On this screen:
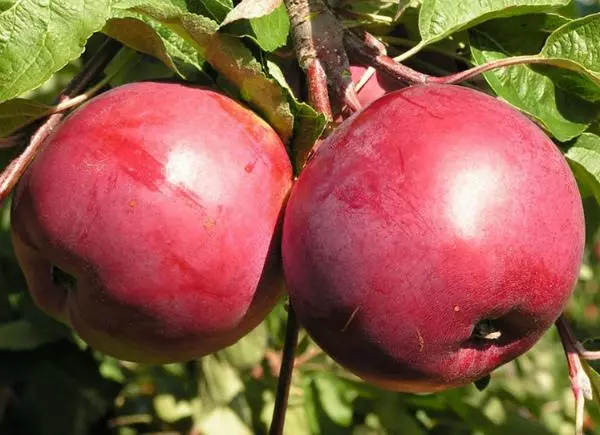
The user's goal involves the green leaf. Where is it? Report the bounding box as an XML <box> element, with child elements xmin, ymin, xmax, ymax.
<box><xmin>218</xmin><ymin>322</ymin><xmax>267</xmax><ymax>370</ymax></box>
<box><xmin>265</xmin><ymin>60</ymin><xmax>326</xmax><ymax>171</ymax></box>
<box><xmin>104</xmin><ymin>12</ymin><xmax>209</xmax><ymax>80</ymax></box>
<box><xmin>249</xmin><ymin>3</ymin><xmax>290</xmax><ymax>52</ymax></box>
<box><xmin>196</xmin><ymin>406</ymin><xmax>253</xmax><ymax>435</ymax></box>
<box><xmin>0</xmin><ymin>0</ymin><xmax>127</xmax><ymax>104</ymax></box>
<box><xmin>261</xmin><ymin>388</ymin><xmax>312</xmax><ymax>435</ymax></box>
<box><xmin>0</xmin><ymin>319</ymin><xmax>66</xmax><ymax>350</ymax></box>
<box><xmin>0</xmin><ymin>98</ymin><xmax>52</xmax><ymax>137</ymax></box>
<box><xmin>154</xmin><ymin>394</ymin><xmax>193</xmax><ymax>422</ymax></box>
<box><xmin>538</xmin><ymin>13</ymin><xmax>600</xmax><ymax>101</ymax></box>
<box><xmin>198</xmin><ymin>355</ymin><xmax>244</xmax><ymax>411</ymax></box>
<box><xmin>221</xmin><ymin>0</ymin><xmax>282</xmax><ymax>27</ymax></box>
<box><xmin>313</xmin><ymin>373</ymin><xmax>353</xmax><ymax>427</ymax></box>
<box><xmin>566</xmin><ymin>132</ymin><xmax>600</xmax><ymax>203</ymax></box>
<box><xmin>418</xmin><ymin>0</ymin><xmax>569</xmax><ymax>46</ymax></box>
<box><xmin>198</xmin><ymin>0</ymin><xmax>233</xmax><ymax>23</ymax></box>
<box><xmin>103</xmin><ymin>16</ymin><xmax>178</xmax><ymax>70</ymax></box>
<box><xmin>469</xmin><ymin>19</ymin><xmax>599</xmax><ymax>141</ymax></box>
<box><xmin>131</xmin><ymin>1</ymin><xmax>294</xmax><ymax>142</ymax></box>
<box><xmin>104</xmin><ymin>46</ymin><xmax>175</xmax><ymax>86</ymax></box>
<box><xmin>374</xmin><ymin>399</ymin><xmax>427</xmax><ymax>435</ymax></box>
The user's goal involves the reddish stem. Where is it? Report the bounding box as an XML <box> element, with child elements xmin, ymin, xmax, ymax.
<box><xmin>428</xmin><ymin>55</ymin><xmax>545</xmax><ymax>84</ymax></box>
<box><xmin>345</xmin><ymin>30</ymin><xmax>430</xmax><ymax>85</ymax></box>
<box><xmin>556</xmin><ymin>315</ymin><xmax>592</xmax><ymax>435</ymax></box>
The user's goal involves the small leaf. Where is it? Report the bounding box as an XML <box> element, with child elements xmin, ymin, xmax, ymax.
<box><xmin>221</xmin><ymin>0</ymin><xmax>282</xmax><ymax>27</ymax></box>
<box><xmin>418</xmin><ymin>0</ymin><xmax>569</xmax><ymax>46</ymax></box>
<box><xmin>103</xmin><ymin>17</ymin><xmax>178</xmax><ymax>71</ymax></box>
<box><xmin>104</xmin><ymin>11</ymin><xmax>209</xmax><ymax>80</ymax></box>
<box><xmin>104</xmin><ymin>47</ymin><xmax>176</xmax><ymax>87</ymax></box>
<box><xmin>197</xmin><ymin>0</ymin><xmax>233</xmax><ymax>23</ymax></box>
<box><xmin>266</xmin><ymin>60</ymin><xmax>326</xmax><ymax>170</ymax></box>
<box><xmin>154</xmin><ymin>394</ymin><xmax>193</xmax><ymax>423</ymax></box>
<box><xmin>0</xmin><ymin>98</ymin><xmax>52</xmax><ymax>137</ymax></box>
<box><xmin>566</xmin><ymin>132</ymin><xmax>600</xmax><ymax>203</ymax></box>
<box><xmin>249</xmin><ymin>3</ymin><xmax>290</xmax><ymax>52</ymax></box>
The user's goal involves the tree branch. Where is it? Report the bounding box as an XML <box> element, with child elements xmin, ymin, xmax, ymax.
<box><xmin>285</xmin><ymin>0</ymin><xmax>360</xmax><ymax>117</ymax></box>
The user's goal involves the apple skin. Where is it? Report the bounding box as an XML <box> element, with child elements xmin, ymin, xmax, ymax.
<box><xmin>350</xmin><ymin>65</ymin><xmax>401</xmax><ymax>107</ymax></box>
<box><xmin>282</xmin><ymin>84</ymin><xmax>585</xmax><ymax>392</ymax></box>
<box><xmin>11</xmin><ymin>81</ymin><xmax>293</xmax><ymax>363</ymax></box>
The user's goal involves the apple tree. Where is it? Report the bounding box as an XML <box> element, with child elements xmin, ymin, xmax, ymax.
<box><xmin>1</xmin><ymin>0</ymin><xmax>600</xmax><ymax>434</ymax></box>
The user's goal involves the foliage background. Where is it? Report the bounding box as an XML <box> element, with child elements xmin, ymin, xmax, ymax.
<box><xmin>1</xmin><ymin>0</ymin><xmax>600</xmax><ymax>434</ymax></box>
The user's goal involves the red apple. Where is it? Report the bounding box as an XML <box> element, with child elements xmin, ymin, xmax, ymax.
<box><xmin>11</xmin><ymin>82</ymin><xmax>293</xmax><ymax>363</ymax></box>
<box><xmin>282</xmin><ymin>84</ymin><xmax>584</xmax><ymax>392</ymax></box>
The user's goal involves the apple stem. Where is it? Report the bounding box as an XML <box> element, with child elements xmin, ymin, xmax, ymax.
<box><xmin>555</xmin><ymin>315</ymin><xmax>592</xmax><ymax>435</ymax></box>
<box><xmin>344</xmin><ymin>30</ymin><xmax>431</xmax><ymax>86</ymax></box>
<box><xmin>284</xmin><ymin>0</ymin><xmax>360</xmax><ymax>117</ymax></box>
<box><xmin>0</xmin><ymin>37</ymin><xmax>122</xmax><ymax>203</ymax></box>
<box><xmin>268</xmin><ymin>303</ymin><xmax>300</xmax><ymax>435</ymax></box>
<box><xmin>345</xmin><ymin>35</ymin><xmax>554</xmax><ymax>88</ymax></box>
<box><xmin>429</xmin><ymin>55</ymin><xmax>549</xmax><ymax>85</ymax></box>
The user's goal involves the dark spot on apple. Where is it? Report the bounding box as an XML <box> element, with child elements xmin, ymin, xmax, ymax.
<box><xmin>51</xmin><ymin>265</ymin><xmax>77</xmax><ymax>292</ymax></box>
<box><xmin>471</xmin><ymin>319</ymin><xmax>502</xmax><ymax>341</ymax></box>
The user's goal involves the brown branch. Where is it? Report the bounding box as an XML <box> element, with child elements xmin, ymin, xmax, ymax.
<box><xmin>0</xmin><ymin>37</ymin><xmax>121</xmax><ymax>203</ymax></box>
<box><xmin>285</xmin><ymin>0</ymin><xmax>360</xmax><ymax>117</ymax></box>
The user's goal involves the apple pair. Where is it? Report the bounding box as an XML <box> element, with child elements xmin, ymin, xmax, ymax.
<box><xmin>10</xmin><ymin>78</ymin><xmax>583</xmax><ymax>392</ymax></box>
